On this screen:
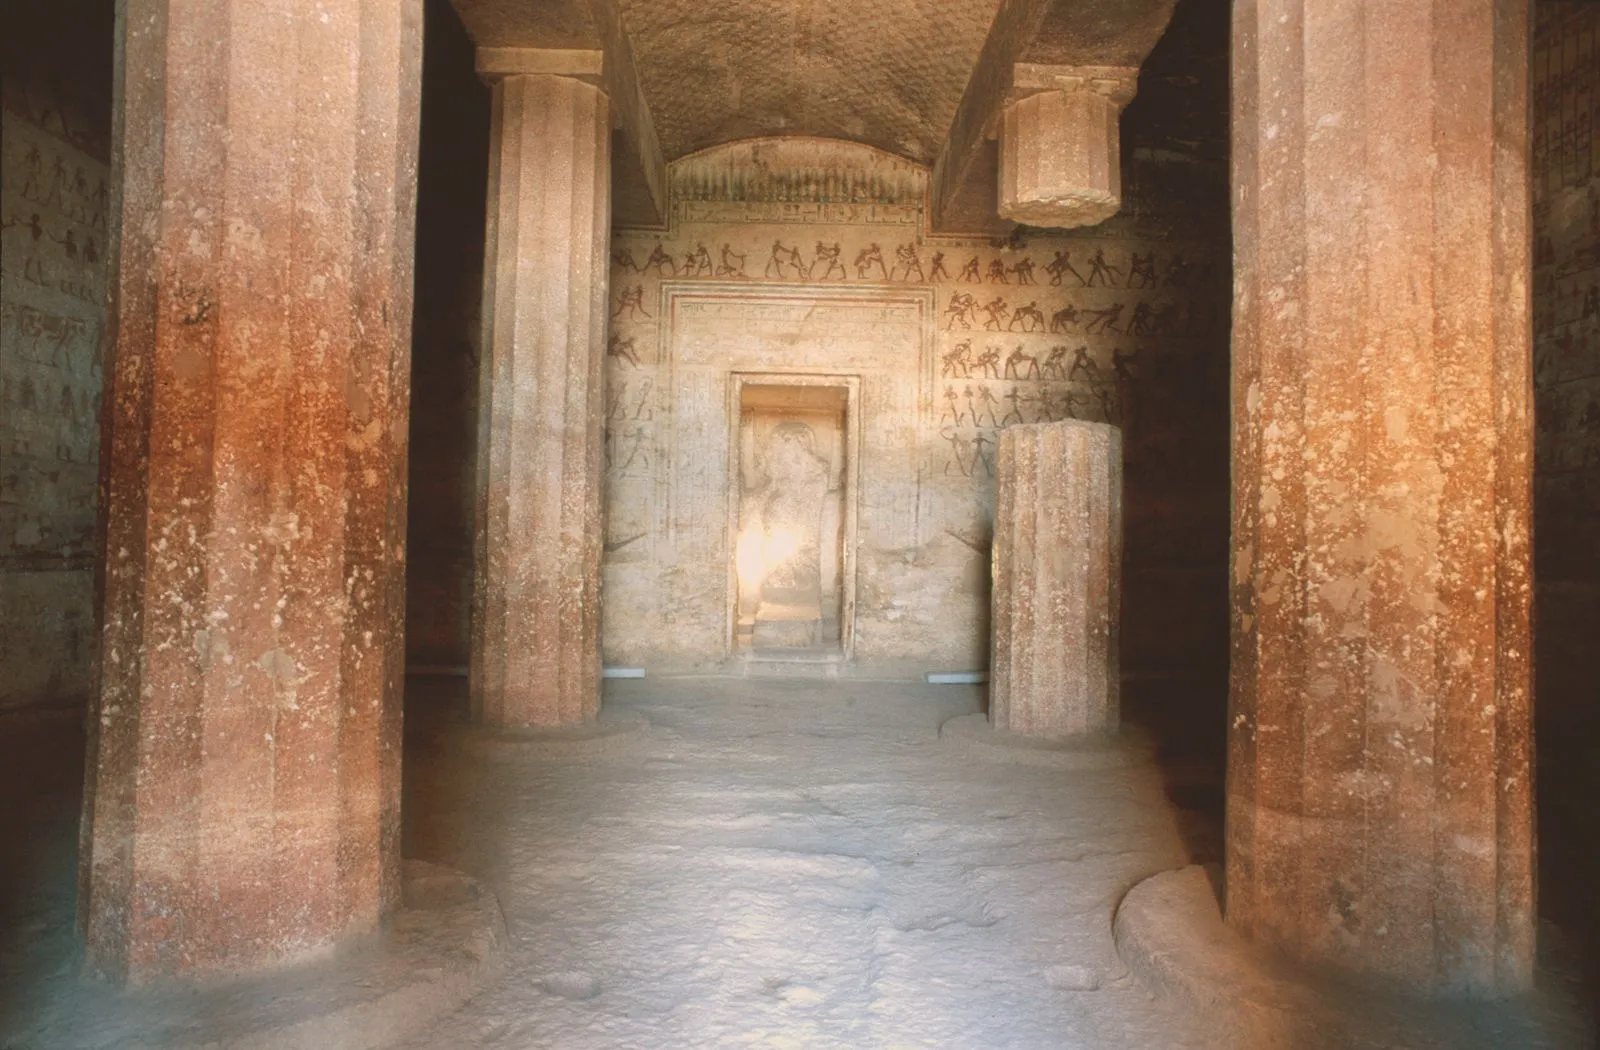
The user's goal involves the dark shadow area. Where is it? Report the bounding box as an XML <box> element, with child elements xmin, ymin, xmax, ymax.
<box><xmin>0</xmin><ymin>712</ymin><xmax>86</xmax><ymax>1028</ymax></box>
<box><xmin>0</xmin><ymin>0</ymin><xmax>112</xmax><ymax>1022</ymax></box>
<box><xmin>403</xmin><ymin>0</ymin><xmax>491</xmax><ymax>676</ymax></box>
<box><xmin>0</xmin><ymin>0</ymin><xmax>115</xmax><ymax>713</ymax></box>
<box><xmin>1114</xmin><ymin>0</ymin><xmax>1232</xmax><ymax>875</ymax></box>
<box><xmin>1532</xmin><ymin>3</ymin><xmax>1600</xmax><ymax>1030</ymax></box>
<box><xmin>1</xmin><ymin>0</ymin><xmax>114</xmax><ymax>152</ymax></box>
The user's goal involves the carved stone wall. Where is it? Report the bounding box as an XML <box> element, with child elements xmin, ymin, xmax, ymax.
<box><xmin>0</xmin><ymin>74</ymin><xmax>111</xmax><ymax>710</ymax></box>
<box><xmin>604</xmin><ymin>138</ymin><xmax>1227</xmax><ymax>674</ymax></box>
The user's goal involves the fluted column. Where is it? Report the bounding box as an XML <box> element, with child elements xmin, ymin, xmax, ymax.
<box><xmin>998</xmin><ymin>65</ymin><xmax>1137</xmax><ymax>229</ymax></box>
<box><xmin>990</xmin><ymin>422</ymin><xmax>1122</xmax><ymax>738</ymax></box>
<box><xmin>1229</xmin><ymin>0</ymin><xmax>1534</xmax><ymax>995</ymax></box>
<box><xmin>471</xmin><ymin>69</ymin><xmax>610</xmax><ymax>727</ymax></box>
<box><xmin>80</xmin><ymin>0</ymin><xmax>421</xmax><ymax>983</ymax></box>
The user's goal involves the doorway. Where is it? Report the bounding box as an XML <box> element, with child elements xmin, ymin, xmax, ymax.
<box><xmin>727</xmin><ymin>375</ymin><xmax>859</xmax><ymax>661</ymax></box>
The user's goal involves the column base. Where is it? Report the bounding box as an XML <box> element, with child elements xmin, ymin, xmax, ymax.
<box><xmin>1113</xmin><ymin>866</ymin><xmax>1586</xmax><ymax>1050</ymax></box>
<box><xmin>5</xmin><ymin>862</ymin><xmax>505</xmax><ymax>1050</ymax></box>
<box><xmin>452</xmin><ymin>711</ymin><xmax>650</xmax><ymax>760</ymax></box>
<box><xmin>937</xmin><ymin>712</ymin><xmax>1148</xmax><ymax>769</ymax></box>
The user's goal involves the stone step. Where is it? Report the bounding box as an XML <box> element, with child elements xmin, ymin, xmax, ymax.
<box><xmin>740</xmin><ymin>647</ymin><xmax>845</xmax><ymax>679</ymax></box>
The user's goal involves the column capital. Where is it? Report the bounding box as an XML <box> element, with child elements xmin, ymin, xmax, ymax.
<box><xmin>475</xmin><ymin>46</ymin><xmax>607</xmax><ymax>88</ymax></box>
<box><xmin>928</xmin><ymin>0</ymin><xmax>1175</xmax><ymax>233</ymax></box>
<box><xmin>996</xmin><ymin>65</ymin><xmax>1132</xmax><ymax>228</ymax></box>
<box><xmin>1008</xmin><ymin>63</ymin><xmax>1140</xmax><ymax>109</ymax></box>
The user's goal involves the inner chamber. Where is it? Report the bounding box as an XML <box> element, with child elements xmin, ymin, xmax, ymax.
<box><xmin>734</xmin><ymin>382</ymin><xmax>849</xmax><ymax>654</ymax></box>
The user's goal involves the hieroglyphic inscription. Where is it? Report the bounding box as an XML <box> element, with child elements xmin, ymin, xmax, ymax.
<box><xmin>675</xmin><ymin>200</ymin><xmax>921</xmax><ymax>227</ymax></box>
<box><xmin>2</xmin><ymin>112</ymin><xmax>109</xmax><ymax>562</ymax></box>
<box><xmin>1</xmin><ymin>94</ymin><xmax>110</xmax><ymax>708</ymax></box>
<box><xmin>1532</xmin><ymin>6</ymin><xmax>1600</xmax><ymax>602</ymax></box>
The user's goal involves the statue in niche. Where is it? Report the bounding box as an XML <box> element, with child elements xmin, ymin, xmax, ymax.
<box><xmin>738</xmin><ymin>419</ymin><xmax>842</xmax><ymax>648</ymax></box>
<box><xmin>750</xmin><ymin>422</ymin><xmax>829</xmax><ymax>596</ymax></box>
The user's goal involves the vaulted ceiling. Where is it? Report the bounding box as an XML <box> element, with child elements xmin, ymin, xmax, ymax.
<box><xmin>450</xmin><ymin>0</ymin><xmax>1180</xmax><ymax>228</ymax></box>
<box><xmin>614</xmin><ymin>0</ymin><xmax>1004</xmax><ymax>163</ymax></box>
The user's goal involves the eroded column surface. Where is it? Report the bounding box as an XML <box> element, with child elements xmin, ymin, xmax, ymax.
<box><xmin>471</xmin><ymin>73</ymin><xmax>610</xmax><ymax>727</ymax></box>
<box><xmin>80</xmin><ymin>0</ymin><xmax>422</xmax><ymax>982</ymax></box>
<box><xmin>1229</xmin><ymin>0</ymin><xmax>1533</xmax><ymax>995</ymax></box>
<box><xmin>998</xmin><ymin>65</ymin><xmax>1137</xmax><ymax>229</ymax></box>
<box><xmin>990</xmin><ymin>422</ymin><xmax>1122</xmax><ymax>738</ymax></box>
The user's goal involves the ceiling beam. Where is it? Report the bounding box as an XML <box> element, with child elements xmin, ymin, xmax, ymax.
<box><xmin>930</xmin><ymin>0</ymin><xmax>1178</xmax><ymax>233</ymax></box>
<box><xmin>931</xmin><ymin>0</ymin><xmax>1056</xmax><ymax>234</ymax></box>
<box><xmin>453</xmin><ymin>0</ymin><xmax>666</xmax><ymax>228</ymax></box>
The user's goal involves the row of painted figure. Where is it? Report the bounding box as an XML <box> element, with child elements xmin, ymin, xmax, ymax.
<box><xmin>599</xmin><ymin>387</ymin><xmax>1120</xmax><ymax>482</ymax></box>
<box><xmin>939</xmin><ymin>382</ymin><xmax>1119</xmax><ymax>432</ymax></box>
<box><xmin>611</xmin><ymin>288</ymin><xmax>1212</xmax><ymax>339</ymax></box>
<box><xmin>940</xmin><ymin>297</ymin><xmax>1152</xmax><ymax>334</ymax></box>
<box><xmin>601</xmin><ymin>419</ymin><xmax>1119</xmax><ymax>483</ymax></box>
<box><xmin>614</xmin><ymin>242</ymin><xmax>1204</xmax><ymax>289</ymax></box>
<box><xmin>941</xmin><ymin>341</ymin><xmax>1135</xmax><ymax>383</ymax></box>
<box><xmin>605</xmin><ymin>329</ymin><xmax>1140</xmax><ymax>378</ymax></box>
<box><xmin>10</xmin><ymin>143</ymin><xmax>110</xmax><ymax>227</ymax></box>
<box><xmin>599</xmin><ymin>375</ymin><xmax>1119</xmax><ymax>425</ymax></box>
<box><xmin>938</xmin><ymin>386</ymin><xmax>1120</xmax><ymax>477</ymax></box>
<box><xmin>2</xmin><ymin>213</ymin><xmax>105</xmax><ymax>301</ymax></box>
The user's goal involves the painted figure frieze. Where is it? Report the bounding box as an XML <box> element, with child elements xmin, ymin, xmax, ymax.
<box><xmin>604</xmin><ymin>219</ymin><xmax>1220</xmax><ymax>501</ymax></box>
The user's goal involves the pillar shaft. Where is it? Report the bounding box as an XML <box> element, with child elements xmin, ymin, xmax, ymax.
<box><xmin>1229</xmin><ymin>0</ymin><xmax>1533</xmax><ymax>994</ymax></box>
<box><xmin>81</xmin><ymin>0</ymin><xmax>422</xmax><ymax>982</ymax></box>
<box><xmin>471</xmin><ymin>75</ymin><xmax>610</xmax><ymax>727</ymax></box>
<box><xmin>990</xmin><ymin>422</ymin><xmax>1122</xmax><ymax>737</ymax></box>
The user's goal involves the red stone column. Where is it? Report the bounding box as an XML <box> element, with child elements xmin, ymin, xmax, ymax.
<box><xmin>79</xmin><ymin>0</ymin><xmax>422</xmax><ymax>983</ymax></box>
<box><xmin>1228</xmin><ymin>0</ymin><xmax>1534</xmax><ymax>995</ymax></box>
<box><xmin>470</xmin><ymin>71</ymin><xmax>610</xmax><ymax>727</ymax></box>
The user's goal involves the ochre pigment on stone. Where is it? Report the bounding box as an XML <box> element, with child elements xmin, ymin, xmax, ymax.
<box><xmin>471</xmin><ymin>70</ymin><xmax>609</xmax><ymax>727</ymax></box>
<box><xmin>989</xmin><ymin>421</ymin><xmax>1122</xmax><ymax>738</ymax></box>
<box><xmin>79</xmin><ymin>0</ymin><xmax>422</xmax><ymax>983</ymax></box>
<box><xmin>1228</xmin><ymin>0</ymin><xmax>1534</xmax><ymax>995</ymax></box>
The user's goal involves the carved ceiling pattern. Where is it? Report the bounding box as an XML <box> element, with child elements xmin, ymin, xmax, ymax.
<box><xmin>615</xmin><ymin>0</ymin><xmax>1004</xmax><ymax>163</ymax></box>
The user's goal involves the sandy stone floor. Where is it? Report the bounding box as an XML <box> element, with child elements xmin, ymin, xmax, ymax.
<box><xmin>3</xmin><ymin>677</ymin><xmax>1584</xmax><ymax>1048</ymax></box>
<box><xmin>397</xmin><ymin>677</ymin><xmax>1214</xmax><ymax>1050</ymax></box>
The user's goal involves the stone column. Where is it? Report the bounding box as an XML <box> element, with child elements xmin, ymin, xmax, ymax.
<box><xmin>990</xmin><ymin>422</ymin><xmax>1122</xmax><ymax>738</ymax></box>
<box><xmin>998</xmin><ymin>65</ymin><xmax>1138</xmax><ymax>229</ymax></box>
<box><xmin>1229</xmin><ymin>0</ymin><xmax>1533</xmax><ymax>995</ymax></box>
<box><xmin>471</xmin><ymin>67</ymin><xmax>610</xmax><ymax>727</ymax></box>
<box><xmin>80</xmin><ymin>0</ymin><xmax>421</xmax><ymax>983</ymax></box>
